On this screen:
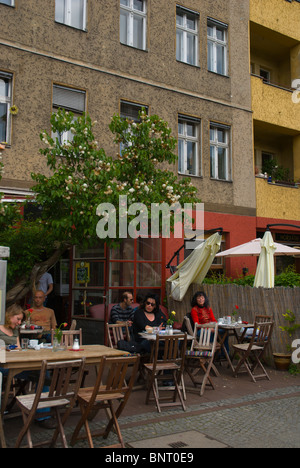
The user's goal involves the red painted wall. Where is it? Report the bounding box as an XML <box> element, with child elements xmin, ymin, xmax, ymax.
<box><xmin>164</xmin><ymin>211</ymin><xmax>258</xmax><ymax>280</ymax></box>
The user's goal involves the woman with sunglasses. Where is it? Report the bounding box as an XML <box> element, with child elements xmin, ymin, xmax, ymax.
<box><xmin>132</xmin><ymin>294</ymin><xmax>167</xmax><ymax>353</ymax></box>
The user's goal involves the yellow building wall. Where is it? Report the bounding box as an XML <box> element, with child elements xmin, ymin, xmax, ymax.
<box><xmin>250</xmin><ymin>0</ymin><xmax>300</xmax><ymax>41</ymax></box>
<box><xmin>251</xmin><ymin>76</ymin><xmax>300</xmax><ymax>132</ymax></box>
<box><xmin>256</xmin><ymin>177</ymin><xmax>300</xmax><ymax>221</ymax></box>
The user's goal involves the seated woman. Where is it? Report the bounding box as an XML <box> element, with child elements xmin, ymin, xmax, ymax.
<box><xmin>132</xmin><ymin>294</ymin><xmax>167</xmax><ymax>354</ymax></box>
<box><xmin>191</xmin><ymin>291</ymin><xmax>217</xmax><ymax>325</ymax></box>
<box><xmin>0</xmin><ymin>304</ymin><xmax>23</xmax><ymax>349</ymax></box>
<box><xmin>0</xmin><ymin>304</ymin><xmax>53</xmax><ymax>425</ymax></box>
<box><xmin>190</xmin><ymin>291</ymin><xmax>229</xmax><ymax>354</ymax></box>
<box><xmin>0</xmin><ymin>304</ymin><xmax>28</xmax><ymax>378</ymax></box>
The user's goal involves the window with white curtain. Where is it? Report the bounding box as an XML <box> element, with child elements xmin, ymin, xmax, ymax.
<box><xmin>176</xmin><ymin>6</ymin><xmax>199</xmax><ymax>66</ymax></box>
<box><xmin>55</xmin><ymin>0</ymin><xmax>87</xmax><ymax>30</ymax></box>
<box><xmin>210</xmin><ymin>123</ymin><xmax>231</xmax><ymax>181</ymax></box>
<box><xmin>120</xmin><ymin>0</ymin><xmax>147</xmax><ymax>50</ymax></box>
<box><xmin>207</xmin><ymin>19</ymin><xmax>228</xmax><ymax>75</ymax></box>
<box><xmin>178</xmin><ymin>116</ymin><xmax>201</xmax><ymax>176</ymax></box>
<box><xmin>0</xmin><ymin>72</ymin><xmax>12</xmax><ymax>144</ymax></box>
<box><xmin>52</xmin><ymin>84</ymin><xmax>86</xmax><ymax>144</ymax></box>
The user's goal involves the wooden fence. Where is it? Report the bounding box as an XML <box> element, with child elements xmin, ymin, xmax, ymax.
<box><xmin>166</xmin><ymin>283</ymin><xmax>300</xmax><ymax>360</ymax></box>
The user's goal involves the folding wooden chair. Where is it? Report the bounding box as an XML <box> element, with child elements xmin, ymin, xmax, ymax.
<box><xmin>0</xmin><ymin>372</ymin><xmax>6</xmax><ymax>448</ymax></box>
<box><xmin>233</xmin><ymin>317</ymin><xmax>274</xmax><ymax>383</ymax></box>
<box><xmin>143</xmin><ymin>334</ymin><xmax>187</xmax><ymax>413</ymax></box>
<box><xmin>15</xmin><ymin>358</ymin><xmax>86</xmax><ymax>448</ymax></box>
<box><xmin>183</xmin><ymin>315</ymin><xmax>194</xmax><ymax>336</ymax></box>
<box><xmin>70</xmin><ymin>355</ymin><xmax>140</xmax><ymax>449</ymax></box>
<box><xmin>51</xmin><ymin>328</ymin><xmax>83</xmax><ymax>347</ymax></box>
<box><xmin>185</xmin><ymin>323</ymin><xmax>219</xmax><ymax>396</ymax></box>
<box><xmin>106</xmin><ymin>322</ymin><xmax>130</xmax><ymax>349</ymax></box>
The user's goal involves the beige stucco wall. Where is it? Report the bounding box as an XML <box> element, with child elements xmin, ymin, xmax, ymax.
<box><xmin>0</xmin><ymin>0</ymin><xmax>255</xmax><ymax>214</ymax></box>
<box><xmin>250</xmin><ymin>0</ymin><xmax>300</xmax><ymax>42</ymax></box>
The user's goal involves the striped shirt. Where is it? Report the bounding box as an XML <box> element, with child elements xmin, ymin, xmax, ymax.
<box><xmin>110</xmin><ymin>304</ymin><xmax>135</xmax><ymax>324</ymax></box>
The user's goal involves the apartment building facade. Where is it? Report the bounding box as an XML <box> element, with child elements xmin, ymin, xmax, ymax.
<box><xmin>250</xmin><ymin>0</ymin><xmax>300</xmax><ymax>274</ymax></box>
<box><xmin>0</xmin><ymin>0</ymin><xmax>261</xmax><ymax>317</ymax></box>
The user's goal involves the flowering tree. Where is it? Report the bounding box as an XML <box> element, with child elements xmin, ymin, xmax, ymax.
<box><xmin>1</xmin><ymin>109</ymin><xmax>200</xmax><ymax>304</ymax></box>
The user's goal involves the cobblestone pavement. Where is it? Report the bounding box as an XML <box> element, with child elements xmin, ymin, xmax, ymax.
<box><xmin>4</xmin><ymin>383</ymin><xmax>300</xmax><ymax>448</ymax></box>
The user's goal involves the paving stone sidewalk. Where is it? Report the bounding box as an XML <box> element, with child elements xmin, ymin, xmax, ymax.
<box><xmin>3</xmin><ymin>367</ymin><xmax>300</xmax><ymax>449</ymax></box>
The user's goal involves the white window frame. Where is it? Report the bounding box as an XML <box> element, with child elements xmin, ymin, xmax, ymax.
<box><xmin>178</xmin><ymin>116</ymin><xmax>201</xmax><ymax>177</ymax></box>
<box><xmin>55</xmin><ymin>0</ymin><xmax>87</xmax><ymax>31</ymax></box>
<box><xmin>120</xmin><ymin>0</ymin><xmax>147</xmax><ymax>50</ymax></box>
<box><xmin>176</xmin><ymin>6</ymin><xmax>199</xmax><ymax>66</ymax></box>
<box><xmin>52</xmin><ymin>84</ymin><xmax>86</xmax><ymax>145</ymax></box>
<box><xmin>0</xmin><ymin>0</ymin><xmax>15</xmax><ymax>6</ymax></box>
<box><xmin>0</xmin><ymin>72</ymin><xmax>13</xmax><ymax>145</ymax></box>
<box><xmin>210</xmin><ymin>124</ymin><xmax>231</xmax><ymax>181</ymax></box>
<box><xmin>207</xmin><ymin>19</ymin><xmax>228</xmax><ymax>76</ymax></box>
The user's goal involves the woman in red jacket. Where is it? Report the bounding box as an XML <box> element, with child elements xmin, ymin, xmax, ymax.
<box><xmin>190</xmin><ymin>291</ymin><xmax>229</xmax><ymax>354</ymax></box>
<box><xmin>191</xmin><ymin>291</ymin><xmax>217</xmax><ymax>325</ymax></box>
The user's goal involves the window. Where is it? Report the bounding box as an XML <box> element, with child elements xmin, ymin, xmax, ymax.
<box><xmin>0</xmin><ymin>72</ymin><xmax>12</xmax><ymax>145</ymax></box>
<box><xmin>52</xmin><ymin>84</ymin><xmax>86</xmax><ymax>144</ymax></box>
<box><xmin>178</xmin><ymin>116</ymin><xmax>201</xmax><ymax>176</ymax></box>
<box><xmin>120</xmin><ymin>0</ymin><xmax>147</xmax><ymax>50</ymax></box>
<box><xmin>120</xmin><ymin>100</ymin><xmax>148</xmax><ymax>152</ymax></box>
<box><xmin>210</xmin><ymin>124</ymin><xmax>231</xmax><ymax>181</ymax></box>
<box><xmin>0</xmin><ymin>0</ymin><xmax>15</xmax><ymax>5</ymax></box>
<box><xmin>176</xmin><ymin>6</ymin><xmax>199</xmax><ymax>66</ymax></box>
<box><xmin>207</xmin><ymin>19</ymin><xmax>228</xmax><ymax>75</ymax></box>
<box><xmin>120</xmin><ymin>100</ymin><xmax>148</xmax><ymax>122</ymax></box>
<box><xmin>260</xmin><ymin>68</ymin><xmax>270</xmax><ymax>83</ymax></box>
<box><xmin>55</xmin><ymin>0</ymin><xmax>87</xmax><ymax>30</ymax></box>
<box><xmin>109</xmin><ymin>238</ymin><xmax>162</xmax><ymax>303</ymax></box>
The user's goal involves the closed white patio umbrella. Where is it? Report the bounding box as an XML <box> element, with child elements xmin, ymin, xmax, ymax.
<box><xmin>253</xmin><ymin>231</ymin><xmax>277</xmax><ymax>288</ymax></box>
<box><xmin>167</xmin><ymin>232</ymin><xmax>222</xmax><ymax>301</ymax></box>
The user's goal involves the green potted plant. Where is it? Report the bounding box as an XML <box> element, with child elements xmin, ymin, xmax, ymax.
<box><xmin>273</xmin><ymin>310</ymin><xmax>300</xmax><ymax>371</ymax></box>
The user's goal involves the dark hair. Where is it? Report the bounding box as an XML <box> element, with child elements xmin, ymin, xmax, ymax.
<box><xmin>191</xmin><ymin>291</ymin><xmax>209</xmax><ymax>308</ymax></box>
<box><xmin>140</xmin><ymin>294</ymin><xmax>159</xmax><ymax>314</ymax></box>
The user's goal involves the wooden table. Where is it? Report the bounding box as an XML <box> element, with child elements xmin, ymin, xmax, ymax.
<box><xmin>217</xmin><ymin>323</ymin><xmax>254</xmax><ymax>372</ymax></box>
<box><xmin>139</xmin><ymin>330</ymin><xmax>193</xmax><ymax>341</ymax></box>
<box><xmin>1</xmin><ymin>345</ymin><xmax>128</xmax><ymax>415</ymax></box>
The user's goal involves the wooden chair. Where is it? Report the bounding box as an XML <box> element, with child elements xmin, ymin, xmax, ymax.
<box><xmin>185</xmin><ymin>322</ymin><xmax>219</xmax><ymax>396</ymax></box>
<box><xmin>106</xmin><ymin>322</ymin><xmax>130</xmax><ymax>349</ymax></box>
<box><xmin>183</xmin><ymin>315</ymin><xmax>194</xmax><ymax>336</ymax></box>
<box><xmin>15</xmin><ymin>358</ymin><xmax>86</xmax><ymax>448</ymax></box>
<box><xmin>233</xmin><ymin>317</ymin><xmax>274</xmax><ymax>383</ymax></box>
<box><xmin>143</xmin><ymin>334</ymin><xmax>187</xmax><ymax>413</ymax></box>
<box><xmin>70</xmin><ymin>355</ymin><xmax>140</xmax><ymax>449</ymax></box>
<box><xmin>0</xmin><ymin>372</ymin><xmax>7</xmax><ymax>448</ymax></box>
<box><xmin>51</xmin><ymin>328</ymin><xmax>89</xmax><ymax>387</ymax></box>
<box><xmin>51</xmin><ymin>328</ymin><xmax>83</xmax><ymax>347</ymax></box>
